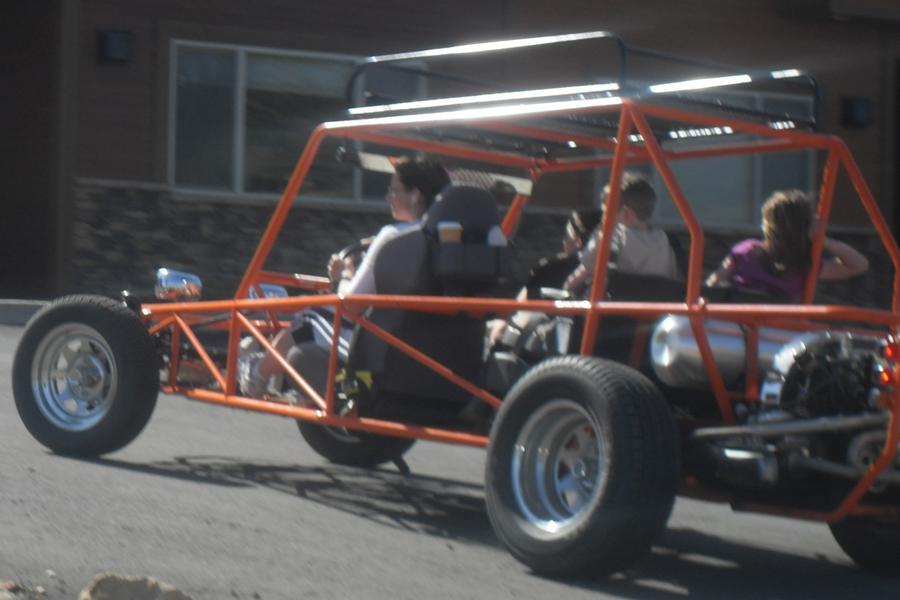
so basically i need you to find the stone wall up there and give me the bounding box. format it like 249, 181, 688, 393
69, 183, 893, 310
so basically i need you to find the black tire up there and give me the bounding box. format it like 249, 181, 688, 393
485, 355, 680, 578
830, 517, 900, 576
285, 341, 415, 468
12, 295, 159, 456
297, 421, 415, 468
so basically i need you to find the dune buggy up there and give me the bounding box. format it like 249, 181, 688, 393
12, 32, 900, 577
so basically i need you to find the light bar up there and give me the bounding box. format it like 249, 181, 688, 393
349, 83, 620, 115
771, 69, 802, 79
768, 120, 796, 130
366, 31, 612, 63
667, 126, 734, 140
649, 74, 752, 94
325, 96, 623, 130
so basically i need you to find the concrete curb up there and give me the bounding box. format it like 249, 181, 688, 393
0, 300, 48, 326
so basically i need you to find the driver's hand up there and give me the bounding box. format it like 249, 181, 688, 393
328, 255, 355, 283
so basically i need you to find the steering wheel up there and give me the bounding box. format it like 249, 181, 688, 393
336, 238, 371, 265
329, 237, 372, 290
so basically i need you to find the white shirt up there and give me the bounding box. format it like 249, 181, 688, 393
338, 221, 419, 295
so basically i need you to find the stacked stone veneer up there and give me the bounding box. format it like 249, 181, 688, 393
70, 184, 893, 310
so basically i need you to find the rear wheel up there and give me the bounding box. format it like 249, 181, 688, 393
12, 295, 159, 456
288, 341, 415, 468
485, 355, 679, 578
297, 421, 415, 468
830, 516, 900, 576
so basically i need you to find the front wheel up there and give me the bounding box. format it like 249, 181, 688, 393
12, 295, 159, 456
485, 356, 680, 578
830, 517, 900, 576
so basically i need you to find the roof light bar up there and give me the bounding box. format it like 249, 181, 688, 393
667, 126, 734, 140
771, 69, 802, 79
649, 74, 752, 94
768, 120, 796, 130
325, 96, 623, 130
349, 82, 620, 115
366, 31, 612, 64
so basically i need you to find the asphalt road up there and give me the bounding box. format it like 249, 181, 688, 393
0, 323, 897, 599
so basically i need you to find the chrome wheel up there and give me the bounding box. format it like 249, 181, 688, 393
511, 399, 605, 536
31, 323, 118, 432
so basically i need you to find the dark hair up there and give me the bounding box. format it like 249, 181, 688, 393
762, 189, 813, 274
489, 179, 518, 204
567, 208, 603, 246
601, 171, 657, 222
394, 157, 450, 209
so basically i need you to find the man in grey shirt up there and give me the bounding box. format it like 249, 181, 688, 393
564, 172, 679, 295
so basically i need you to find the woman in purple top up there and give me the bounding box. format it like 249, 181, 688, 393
706, 190, 869, 301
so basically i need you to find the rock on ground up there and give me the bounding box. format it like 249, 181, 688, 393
78, 574, 191, 600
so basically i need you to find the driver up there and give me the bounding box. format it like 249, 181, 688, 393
329, 157, 450, 294
238, 157, 450, 398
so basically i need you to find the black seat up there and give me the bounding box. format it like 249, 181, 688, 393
348, 186, 508, 408
587, 269, 688, 364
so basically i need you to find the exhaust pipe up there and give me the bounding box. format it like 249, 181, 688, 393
789, 454, 900, 486
692, 413, 887, 440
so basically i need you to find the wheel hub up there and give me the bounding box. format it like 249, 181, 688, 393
31, 323, 118, 432
66, 355, 106, 404
510, 399, 605, 537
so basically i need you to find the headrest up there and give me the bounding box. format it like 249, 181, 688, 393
424, 185, 501, 241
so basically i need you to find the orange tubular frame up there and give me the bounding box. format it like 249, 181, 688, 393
143, 95, 900, 522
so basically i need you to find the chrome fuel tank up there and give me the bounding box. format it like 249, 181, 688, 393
650, 315, 799, 389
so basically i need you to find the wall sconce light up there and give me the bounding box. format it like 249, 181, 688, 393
97, 30, 133, 64
841, 96, 871, 129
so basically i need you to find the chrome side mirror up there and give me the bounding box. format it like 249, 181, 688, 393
155, 268, 202, 301
249, 284, 289, 299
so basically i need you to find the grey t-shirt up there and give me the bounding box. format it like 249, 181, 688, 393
579, 222, 679, 285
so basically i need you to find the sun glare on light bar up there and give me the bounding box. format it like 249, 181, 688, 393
649, 74, 752, 94
349, 83, 620, 115
326, 96, 623, 130
771, 69, 801, 79
667, 126, 734, 139
366, 31, 612, 63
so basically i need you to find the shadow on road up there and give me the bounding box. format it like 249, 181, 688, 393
579, 527, 897, 599
81, 455, 898, 599
85, 455, 495, 545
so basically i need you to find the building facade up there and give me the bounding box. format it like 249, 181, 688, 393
2, 0, 899, 304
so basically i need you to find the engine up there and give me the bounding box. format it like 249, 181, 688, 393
760, 332, 876, 419
650, 317, 898, 491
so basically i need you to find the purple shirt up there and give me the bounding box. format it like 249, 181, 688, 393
728, 239, 806, 301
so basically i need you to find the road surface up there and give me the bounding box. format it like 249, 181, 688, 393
0, 324, 896, 598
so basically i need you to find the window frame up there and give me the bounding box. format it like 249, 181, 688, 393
167, 39, 363, 204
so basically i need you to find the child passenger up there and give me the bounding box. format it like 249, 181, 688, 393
705, 190, 869, 301
564, 172, 680, 296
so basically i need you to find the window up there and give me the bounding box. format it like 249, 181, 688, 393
649, 92, 816, 228
171, 41, 358, 199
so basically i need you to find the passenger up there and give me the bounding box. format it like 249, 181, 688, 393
563, 172, 680, 296
238, 157, 450, 398
705, 190, 869, 301
524, 208, 603, 299
486, 208, 602, 346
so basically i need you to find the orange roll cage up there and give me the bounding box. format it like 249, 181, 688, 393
143, 94, 900, 524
